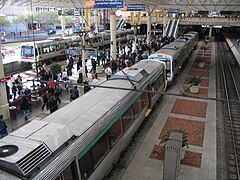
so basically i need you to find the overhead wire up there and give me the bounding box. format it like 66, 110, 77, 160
37, 78, 240, 104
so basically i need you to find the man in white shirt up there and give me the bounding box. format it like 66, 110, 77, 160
104, 66, 112, 80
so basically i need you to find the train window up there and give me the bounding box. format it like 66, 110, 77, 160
35, 48, 38, 56
91, 134, 110, 169
56, 45, 60, 51
21, 46, 34, 57
37, 48, 41, 55
141, 92, 147, 108
56, 160, 79, 180
133, 96, 143, 118
122, 107, 134, 131
155, 75, 164, 91
42, 47, 49, 54
79, 150, 94, 180
108, 119, 123, 148
49, 45, 56, 52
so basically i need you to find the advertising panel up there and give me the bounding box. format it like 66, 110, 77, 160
86, 0, 124, 9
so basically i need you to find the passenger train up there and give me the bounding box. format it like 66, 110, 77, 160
0, 60, 166, 179
20, 29, 134, 63
148, 31, 198, 83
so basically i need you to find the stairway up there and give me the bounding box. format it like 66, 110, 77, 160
166, 19, 179, 38
117, 18, 125, 29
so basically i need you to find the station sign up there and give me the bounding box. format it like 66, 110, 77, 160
86, 0, 124, 9
123, 4, 146, 11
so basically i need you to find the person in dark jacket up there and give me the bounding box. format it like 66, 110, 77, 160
83, 81, 91, 94
70, 85, 79, 101
0, 115, 8, 139
42, 90, 49, 111
21, 96, 30, 120
48, 96, 58, 114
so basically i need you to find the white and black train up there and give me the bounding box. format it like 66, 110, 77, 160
20, 29, 134, 63
148, 31, 198, 83
0, 60, 167, 180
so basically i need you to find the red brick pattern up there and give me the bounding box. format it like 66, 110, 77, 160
171, 99, 208, 118
188, 69, 209, 77
159, 117, 205, 147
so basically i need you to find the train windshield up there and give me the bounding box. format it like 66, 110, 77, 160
21, 45, 34, 58
149, 57, 171, 71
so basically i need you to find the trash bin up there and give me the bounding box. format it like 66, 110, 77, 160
9, 106, 17, 120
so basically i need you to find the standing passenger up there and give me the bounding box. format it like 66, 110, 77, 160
70, 86, 79, 101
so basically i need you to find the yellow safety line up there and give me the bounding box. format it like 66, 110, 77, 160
145, 109, 152, 117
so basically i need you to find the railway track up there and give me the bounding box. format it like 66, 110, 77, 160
217, 30, 240, 180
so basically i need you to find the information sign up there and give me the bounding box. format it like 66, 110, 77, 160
124, 4, 146, 11
168, 9, 180, 14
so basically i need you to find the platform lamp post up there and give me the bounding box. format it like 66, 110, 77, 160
153, 23, 158, 35
78, 30, 87, 80
30, 0, 39, 79
133, 24, 140, 54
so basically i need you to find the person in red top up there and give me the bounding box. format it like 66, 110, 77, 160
48, 78, 55, 95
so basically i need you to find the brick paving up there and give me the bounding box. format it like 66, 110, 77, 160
159, 117, 205, 147
171, 99, 208, 118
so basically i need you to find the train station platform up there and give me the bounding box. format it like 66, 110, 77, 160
4, 63, 107, 133
122, 40, 217, 180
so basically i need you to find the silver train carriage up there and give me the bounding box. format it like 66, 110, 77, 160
20, 29, 134, 63
0, 60, 166, 180
148, 31, 198, 83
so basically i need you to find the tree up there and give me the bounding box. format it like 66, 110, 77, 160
34, 11, 59, 30
65, 16, 74, 27
14, 13, 34, 32
0, 16, 10, 32
49, 63, 61, 75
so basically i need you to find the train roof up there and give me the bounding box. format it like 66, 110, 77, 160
149, 31, 198, 58
0, 60, 164, 179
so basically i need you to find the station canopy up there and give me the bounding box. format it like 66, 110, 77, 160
4, 0, 240, 12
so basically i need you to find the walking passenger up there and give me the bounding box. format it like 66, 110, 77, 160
48, 96, 58, 114
54, 83, 61, 104
21, 96, 30, 120
12, 82, 17, 100
105, 66, 112, 80
41, 90, 49, 111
